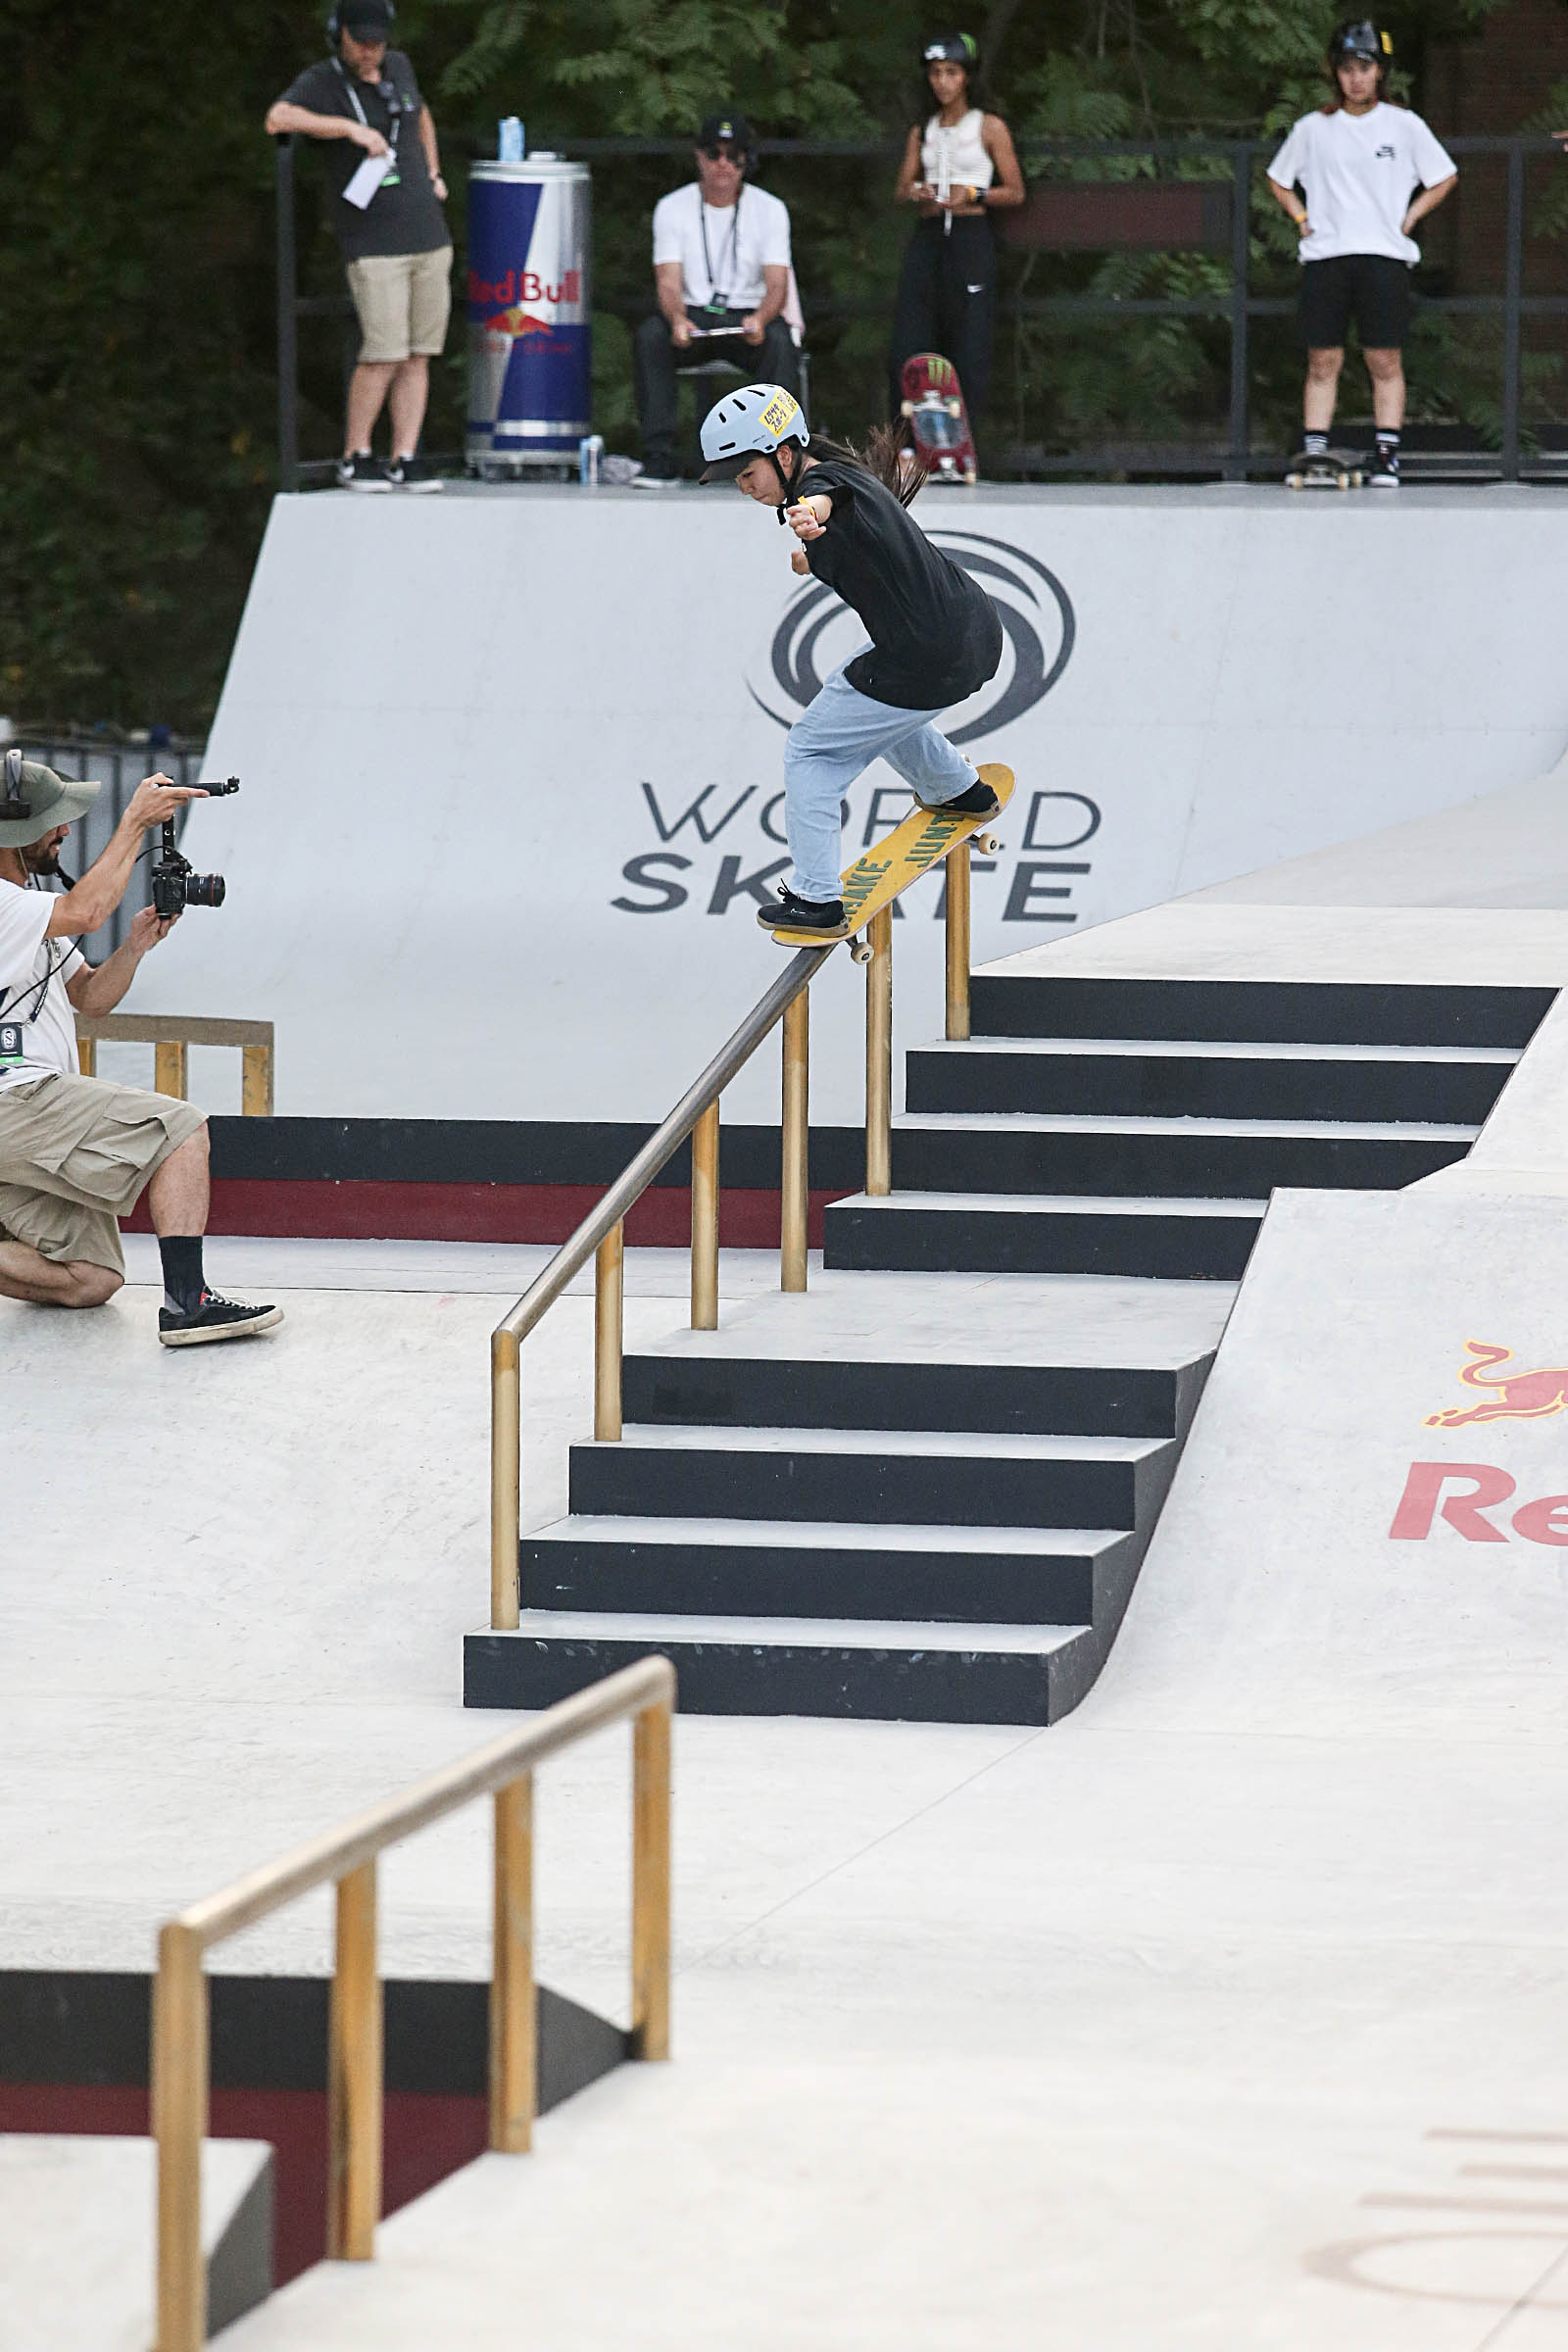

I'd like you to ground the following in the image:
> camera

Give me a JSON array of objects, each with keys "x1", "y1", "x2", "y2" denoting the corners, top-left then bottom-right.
[{"x1": 150, "y1": 774, "x2": 239, "y2": 917}]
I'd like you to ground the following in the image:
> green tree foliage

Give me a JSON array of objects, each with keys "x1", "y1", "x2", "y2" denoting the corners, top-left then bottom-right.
[{"x1": 0, "y1": 0, "x2": 1511, "y2": 726}]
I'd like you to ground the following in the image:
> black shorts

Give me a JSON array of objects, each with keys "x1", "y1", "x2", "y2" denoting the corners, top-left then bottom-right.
[{"x1": 1298, "y1": 254, "x2": 1413, "y2": 351}]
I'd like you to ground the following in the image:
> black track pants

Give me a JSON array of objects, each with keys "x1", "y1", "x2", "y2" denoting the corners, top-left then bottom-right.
[
  {"x1": 888, "y1": 216, "x2": 997, "y2": 421},
  {"x1": 634, "y1": 310, "x2": 800, "y2": 469}
]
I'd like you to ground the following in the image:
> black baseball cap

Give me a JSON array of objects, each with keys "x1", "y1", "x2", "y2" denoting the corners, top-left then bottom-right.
[
  {"x1": 341, "y1": 0, "x2": 395, "y2": 34},
  {"x1": 698, "y1": 111, "x2": 754, "y2": 154}
]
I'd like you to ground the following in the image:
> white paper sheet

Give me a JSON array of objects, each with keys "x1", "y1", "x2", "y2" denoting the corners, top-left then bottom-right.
[{"x1": 343, "y1": 151, "x2": 395, "y2": 210}]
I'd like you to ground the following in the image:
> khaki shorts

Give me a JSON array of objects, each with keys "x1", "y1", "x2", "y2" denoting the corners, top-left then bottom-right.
[
  {"x1": 0, "y1": 1073, "x2": 206, "y2": 1278},
  {"x1": 346, "y1": 246, "x2": 453, "y2": 364}
]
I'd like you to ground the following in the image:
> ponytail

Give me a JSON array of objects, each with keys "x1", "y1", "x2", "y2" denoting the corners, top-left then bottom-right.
[{"x1": 807, "y1": 422, "x2": 927, "y2": 508}]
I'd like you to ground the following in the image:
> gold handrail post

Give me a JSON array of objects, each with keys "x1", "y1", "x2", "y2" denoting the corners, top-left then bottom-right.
[
  {"x1": 595, "y1": 1223, "x2": 624, "y2": 1442},
  {"x1": 781, "y1": 989, "x2": 808, "y2": 1292},
  {"x1": 152, "y1": 1921, "x2": 208, "y2": 2352},
  {"x1": 327, "y1": 1860, "x2": 382, "y2": 2262},
  {"x1": 865, "y1": 906, "x2": 893, "y2": 1198},
  {"x1": 154, "y1": 1040, "x2": 188, "y2": 1101},
  {"x1": 690, "y1": 1101, "x2": 719, "y2": 1332},
  {"x1": 491, "y1": 1328, "x2": 521, "y2": 1631},
  {"x1": 242, "y1": 1040, "x2": 274, "y2": 1116},
  {"x1": 945, "y1": 838, "x2": 971, "y2": 1043},
  {"x1": 490, "y1": 1772, "x2": 536, "y2": 2152},
  {"x1": 631, "y1": 1692, "x2": 673, "y2": 2061}
]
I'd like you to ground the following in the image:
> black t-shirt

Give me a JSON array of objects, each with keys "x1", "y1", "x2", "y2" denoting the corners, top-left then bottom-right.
[
  {"x1": 278, "y1": 52, "x2": 448, "y2": 261},
  {"x1": 797, "y1": 456, "x2": 1003, "y2": 710}
]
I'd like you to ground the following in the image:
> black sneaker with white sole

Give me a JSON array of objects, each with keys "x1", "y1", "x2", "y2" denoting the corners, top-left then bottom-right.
[
  {"x1": 386, "y1": 454, "x2": 444, "y2": 493},
  {"x1": 757, "y1": 884, "x2": 850, "y2": 938},
  {"x1": 931, "y1": 779, "x2": 1001, "y2": 818},
  {"x1": 159, "y1": 1292, "x2": 285, "y2": 1348},
  {"x1": 336, "y1": 452, "x2": 390, "y2": 493}
]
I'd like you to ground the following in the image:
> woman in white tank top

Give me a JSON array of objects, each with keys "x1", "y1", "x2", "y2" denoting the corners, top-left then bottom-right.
[{"x1": 890, "y1": 32, "x2": 1023, "y2": 442}]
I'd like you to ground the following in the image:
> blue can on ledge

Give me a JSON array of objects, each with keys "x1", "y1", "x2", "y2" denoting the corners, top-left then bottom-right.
[{"x1": 466, "y1": 159, "x2": 592, "y2": 475}]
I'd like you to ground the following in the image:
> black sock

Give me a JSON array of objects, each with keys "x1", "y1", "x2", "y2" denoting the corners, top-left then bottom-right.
[
  {"x1": 159, "y1": 1235, "x2": 207, "y2": 1313},
  {"x1": 1303, "y1": 430, "x2": 1328, "y2": 456}
]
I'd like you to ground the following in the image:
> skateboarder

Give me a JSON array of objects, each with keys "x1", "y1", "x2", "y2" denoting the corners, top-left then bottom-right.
[
  {"x1": 1267, "y1": 20, "x2": 1455, "y2": 489},
  {"x1": 699, "y1": 381, "x2": 1003, "y2": 938}
]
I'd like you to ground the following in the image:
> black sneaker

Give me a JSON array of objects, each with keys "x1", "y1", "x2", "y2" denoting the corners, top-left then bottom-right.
[
  {"x1": 159, "y1": 1291, "x2": 285, "y2": 1348},
  {"x1": 757, "y1": 885, "x2": 850, "y2": 938},
  {"x1": 930, "y1": 779, "x2": 1000, "y2": 818},
  {"x1": 336, "y1": 452, "x2": 390, "y2": 494},
  {"x1": 631, "y1": 459, "x2": 681, "y2": 490},
  {"x1": 386, "y1": 454, "x2": 444, "y2": 494},
  {"x1": 1368, "y1": 449, "x2": 1400, "y2": 489}
]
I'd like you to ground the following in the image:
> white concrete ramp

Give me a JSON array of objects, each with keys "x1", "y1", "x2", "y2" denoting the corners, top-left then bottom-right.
[{"x1": 0, "y1": 2134, "x2": 271, "y2": 2350}]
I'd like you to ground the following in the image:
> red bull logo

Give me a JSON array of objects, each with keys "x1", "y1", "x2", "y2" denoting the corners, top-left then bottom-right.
[
  {"x1": 467, "y1": 266, "x2": 582, "y2": 313},
  {"x1": 1423, "y1": 1340, "x2": 1568, "y2": 1429},
  {"x1": 480, "y1": 304, "x2": 557, "y2": 344}
]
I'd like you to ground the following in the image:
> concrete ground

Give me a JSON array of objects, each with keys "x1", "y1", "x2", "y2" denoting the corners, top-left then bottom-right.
[{"x1": 4, "y1": 1230, "x2": 1566, "y2": 2349}]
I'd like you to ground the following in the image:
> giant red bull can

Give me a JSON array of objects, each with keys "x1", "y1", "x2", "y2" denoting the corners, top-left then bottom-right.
[{"x1": 466, "y1": 159, "x2": 591, "y2": 471}]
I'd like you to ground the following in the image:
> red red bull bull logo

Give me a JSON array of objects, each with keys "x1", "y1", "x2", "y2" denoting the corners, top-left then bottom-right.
[
  {"x1": 467, "y1": 266, "x2": 582, "y2": 315},
  {"x1": 1423, "y1": 1340, "x2": 1568, "y2": 1429}
]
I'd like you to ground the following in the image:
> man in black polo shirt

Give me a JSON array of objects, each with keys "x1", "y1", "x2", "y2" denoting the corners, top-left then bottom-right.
[{"x1": 266, "y1": 0, "x2": 451, "y2": 491}]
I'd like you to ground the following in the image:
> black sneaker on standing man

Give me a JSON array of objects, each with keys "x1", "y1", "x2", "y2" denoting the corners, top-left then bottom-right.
[
  {"x1": 266, "y1": 0, "x2": 452, "y2": 492},
  {"x1": 1267, "y1": 21, "x2": 1457, "y2": 488}
]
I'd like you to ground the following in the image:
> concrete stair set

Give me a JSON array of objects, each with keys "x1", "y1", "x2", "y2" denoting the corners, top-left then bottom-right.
[{"x1": 466, "y1": 969, "x2": 1540, "y2": 1725}]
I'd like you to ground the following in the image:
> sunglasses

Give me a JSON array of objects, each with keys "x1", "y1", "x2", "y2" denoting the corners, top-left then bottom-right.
[{"x1": 702, "y1": 143, "x2": 746, "y2": 163}]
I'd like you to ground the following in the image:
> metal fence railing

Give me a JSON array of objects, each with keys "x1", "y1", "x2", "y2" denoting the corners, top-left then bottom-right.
[
  {"x1": 275, "y1": 132, "x2": 1568, "y2": 490},
  {"x1": 8, "y1": 735, "x2": 208, "y2": 957}
]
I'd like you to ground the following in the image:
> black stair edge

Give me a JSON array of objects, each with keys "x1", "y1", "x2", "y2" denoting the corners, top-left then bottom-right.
[
  {"x1": 566, "y1": 1441, "x2": 1162, "y2": 1530},
  {"x1": 520, "y1": 1527, "x2": 1143, "y2": 1627},
  {"x1": 968, "y1": 975, "x2": 1555, "y2": 1049},
  {"x1": 465, "y1": 1627, "x2": 1102, "y2": 1727},
  {"x1": 620, "y1": 1352, "x2": 1200, "y2": 1438},
  {"x1": 888, "y1": 1129, "x2": 1473, "y2": 1199},
  {"x1": 823, "y1": 1203, "x2": 1260, "y2": 1281},
  {"x1": 903, "y1": 1047, "x2": 1512, "y2": 1125}
]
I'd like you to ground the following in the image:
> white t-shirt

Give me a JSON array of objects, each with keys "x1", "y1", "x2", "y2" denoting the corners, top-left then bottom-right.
[
  {"x1": 651, "y1": 182, "x2": 791, "y2": 311},
  {"x1": 0, "y1": 878, "x2": 83, "y2": 1093},
  {"x1": 1267, "y1": 103, "x2": 1456, "y2": 265}
]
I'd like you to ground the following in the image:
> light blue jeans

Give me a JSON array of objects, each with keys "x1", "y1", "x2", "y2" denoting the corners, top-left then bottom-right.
[{"x1": 783, "y1": 661, "x2": 975, "y2": 903}]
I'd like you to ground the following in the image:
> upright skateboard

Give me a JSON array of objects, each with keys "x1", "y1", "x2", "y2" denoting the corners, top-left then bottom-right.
[
  {"x1": 1285, "y1": 446, "x2": 1365, "y2": 490},
  {"x1": 901, "y1": 353, "x2": 978, "y2": 486},
  {"x1": 770, "y1": 763, "x2": 1013, "y2": 961}
]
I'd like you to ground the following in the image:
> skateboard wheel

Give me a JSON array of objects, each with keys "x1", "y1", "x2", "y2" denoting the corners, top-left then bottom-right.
[
  {"x1": 850, "y1": 937, "x2": 873, "y2": 966},
  {"x1": 975, "y1": 834, "x2": 1001, "y2": 856}
]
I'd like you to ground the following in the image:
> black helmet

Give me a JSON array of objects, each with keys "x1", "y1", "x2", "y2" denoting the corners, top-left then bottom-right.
[
  {"x1": 1328, "y1": 19, "x2": 1393, "y2": 64},
  {"x1": 922, "y1": 31, "x2": 979, "y2": 69}
]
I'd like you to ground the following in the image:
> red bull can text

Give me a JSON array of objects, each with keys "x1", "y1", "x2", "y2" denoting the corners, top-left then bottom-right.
[{"x1": 466, "y1": 159, "x2": 592, "y2": 472}]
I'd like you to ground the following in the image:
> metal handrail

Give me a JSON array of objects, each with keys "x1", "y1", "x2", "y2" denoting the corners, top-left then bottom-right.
[
  {"x1": 151, "y1": 1654, "x2": 675, "y2": 2352},
  {"x1": 489, "y1": 942, "x2": 834, "y2": 1626},
  {"x1": 487, "y1": 828, "x2": 987, "y2": 1632}
]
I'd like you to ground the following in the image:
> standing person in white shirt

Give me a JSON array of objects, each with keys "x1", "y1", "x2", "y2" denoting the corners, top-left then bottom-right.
[
  {"x1": 633, "y1": 111, "x2": 799, "y2": 488},
  {"x1": 1267, "y1": 20, "x2": 1456, "y2": 488}
]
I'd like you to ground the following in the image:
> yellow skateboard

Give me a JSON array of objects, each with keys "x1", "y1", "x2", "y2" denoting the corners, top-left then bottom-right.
[{"x1": 771, "y1": 763, "x2": 1013, "y2": 963}]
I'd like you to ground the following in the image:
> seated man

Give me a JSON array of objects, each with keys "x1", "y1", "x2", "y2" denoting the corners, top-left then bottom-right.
[
  {"x1": 634, "y1": 111, "x2": 800, "y2": 487},
  {"x1": 0, "y1": 759, "x2": 281, "y2": 1348}
]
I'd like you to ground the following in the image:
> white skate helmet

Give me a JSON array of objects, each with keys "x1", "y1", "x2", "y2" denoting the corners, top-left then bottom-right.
[{"x1": 699, "y1": 382, "x2": 809, "y2": 483}]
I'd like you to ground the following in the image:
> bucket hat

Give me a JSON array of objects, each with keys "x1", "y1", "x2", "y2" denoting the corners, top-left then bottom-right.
[{"x1": 0, "y1": 757, "x2": 100, "y2": 849}]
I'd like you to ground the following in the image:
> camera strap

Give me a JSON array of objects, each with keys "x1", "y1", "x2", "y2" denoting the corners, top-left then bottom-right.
[{"x1": 334, "y1": 57, "x2": 404, "y2": 181}]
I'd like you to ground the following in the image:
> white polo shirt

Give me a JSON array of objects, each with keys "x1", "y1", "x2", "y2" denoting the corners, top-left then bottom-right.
[
  {"x1": 1268, "y1": 103, "x2": 1456, "y2": 265},
  {"x1": 651, "y1": 181, "x2": 792, "y2": 311},
  {"x1": 0, "y1": 877, "x2": 82, "y2": 1093}
]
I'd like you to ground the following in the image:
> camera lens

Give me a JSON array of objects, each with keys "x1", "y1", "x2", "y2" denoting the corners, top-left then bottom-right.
[{"x1": 183, "y1": 873, "x2": 226, "y2": 907}]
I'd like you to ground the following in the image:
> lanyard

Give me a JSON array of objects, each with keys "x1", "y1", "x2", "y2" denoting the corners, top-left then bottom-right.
[
  {"x1": 334, "y1": 57, "x2": 402, "y2": 153},
  {"x1": 698, "y1": 190, "x2": 743, "y2": 307}
]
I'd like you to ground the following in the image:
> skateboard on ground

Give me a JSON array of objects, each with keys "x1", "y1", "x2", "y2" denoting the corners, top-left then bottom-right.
[
  {"x1": 771, "y1": 763, "x2": 1013, "y2": 962},
  {"x1": 1284, "y1": 446, "x2": 1365, "y2": 490},
  {"x1": 901, "y1": 352, "x2": 978, "y2": 486}
]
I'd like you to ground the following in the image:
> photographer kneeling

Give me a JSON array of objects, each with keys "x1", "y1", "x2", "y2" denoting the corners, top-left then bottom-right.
[{"x1": 0, "y1": 759, "x2": 281, "y2": 1348}]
